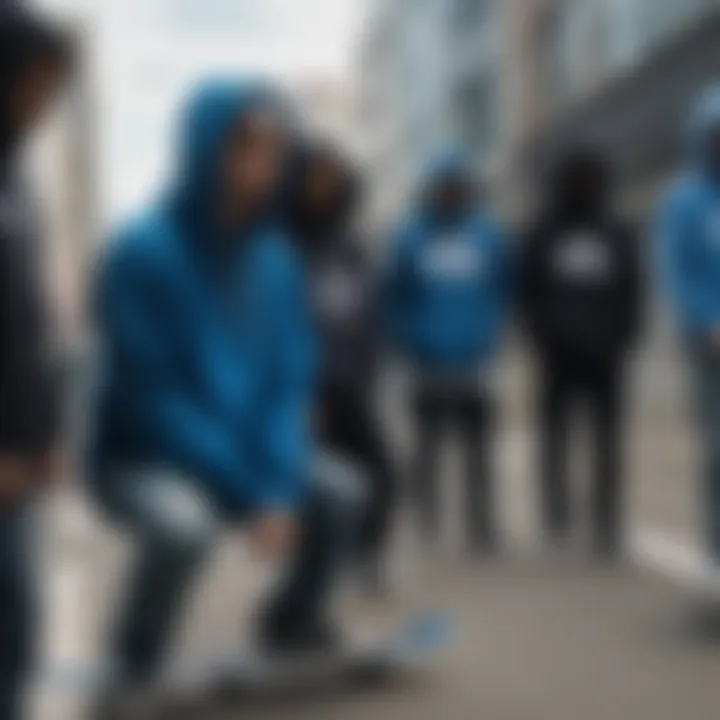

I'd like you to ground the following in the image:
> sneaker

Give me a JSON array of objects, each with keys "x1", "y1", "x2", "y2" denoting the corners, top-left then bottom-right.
[{"x1": 258, "y1": 612, "x2": 341, "y2": 657}]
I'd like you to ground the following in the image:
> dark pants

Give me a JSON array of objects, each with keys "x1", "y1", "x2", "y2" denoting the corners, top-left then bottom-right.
[
  {"x1": 322, "y1": 387, "x2": 395, "y2": 566},
  {"x1": 93, "y1": 462, "x2": 362, "y2": 685},
  {"x1": 689, "y1": 348, "x2": 720, "y2": 562},
  {"x1": 411, "y1": 382, "x2": 495, "y2": 551},
  {"x1": 0, "y1": 504, "x2": 36, "y2": 720},
  {"x1": 538, "y1": 357, "x2": 624, "y2": 554}
]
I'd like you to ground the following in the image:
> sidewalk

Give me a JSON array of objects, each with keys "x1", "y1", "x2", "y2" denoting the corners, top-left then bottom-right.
[{"x1": 35, "y1": 352, "x2": 720, "y2": 719}]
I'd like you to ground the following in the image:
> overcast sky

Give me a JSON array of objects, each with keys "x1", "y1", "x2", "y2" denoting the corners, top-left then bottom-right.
[{"x1": 40, "y1": 0, "x2": 366, "y2": 223}]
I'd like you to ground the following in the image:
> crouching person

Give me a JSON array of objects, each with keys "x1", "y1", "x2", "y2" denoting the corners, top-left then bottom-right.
[{"x1": 88, "y1": 81, "x2": 363, "y2": 706}]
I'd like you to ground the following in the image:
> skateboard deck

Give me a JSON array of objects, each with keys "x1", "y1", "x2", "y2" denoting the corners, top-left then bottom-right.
[
  {"x1": 213, "y1": 611, "x2": 451, "y2": 692},
  {"x1": 45, "y1": 612, "x2": 450, "y2": 715}
]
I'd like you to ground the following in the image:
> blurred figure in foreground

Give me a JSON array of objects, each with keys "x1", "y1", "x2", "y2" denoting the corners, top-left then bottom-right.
[
  {"x1": 521, "y1": 147, "x2": 641, "y2": 559},
  {"x1": 659, "y1": 86, "x2": 720, "y2": 566},
  {"x1": 89, "y1": 81, "x2": 362, "y2": 707},
  {"x1": 0, "y1": 6, "x2": 72, "y2": 719},
  {"x1": 385, "y1": 150, "x2": 512, "y2": 554},
  {"x1": 288, "y1": 142, "x2": 395, "y2": 592}
]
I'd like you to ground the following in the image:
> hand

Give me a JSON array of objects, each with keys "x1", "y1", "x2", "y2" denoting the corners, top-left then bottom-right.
[
  {"x1": 248, "y1": 513, "x2": 299, "y2": 560},
  {"x1": 36, "y1": 443, "x2": 69, "y2": 483},
  {"x1": 0, "y1": 454, "x2": 32, "y2": 505}
]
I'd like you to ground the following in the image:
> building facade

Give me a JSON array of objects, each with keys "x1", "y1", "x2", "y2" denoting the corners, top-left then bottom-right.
[
  {"x1": 358, "y1": 0, "x2": 513, "y2": 227},
  {"x1": 514, "y1": 0, "x2": 720, "y2": 211},
  {"x1": 360, "y1": 0, "x2": 720, "y2": 223}
]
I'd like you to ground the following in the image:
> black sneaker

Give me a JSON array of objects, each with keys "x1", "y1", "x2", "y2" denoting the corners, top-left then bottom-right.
[{"x1": 258, "y1": 612, "x2": 341, "y2": 657}]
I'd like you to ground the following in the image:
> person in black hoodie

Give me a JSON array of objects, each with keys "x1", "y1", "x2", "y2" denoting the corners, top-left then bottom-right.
[
  {"x1": 0, "y1": 4, "x2": 73, "y2": 718},
  {"x1": 520, "y1": 146, "x2": 642, "y2": 558},
  {"x1": 288, "y1": 142, "x2": 395, "y2": 591}
]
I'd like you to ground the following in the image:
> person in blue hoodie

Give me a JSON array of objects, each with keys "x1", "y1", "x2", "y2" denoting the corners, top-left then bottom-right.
[
  {"x1": 659, "y1": 85, "x2": 720, "y2": 565},
  {"x1": 89, "y1": 80, "x2": 362, "y2": 697},
  {"x1": 385, "y1": 151, "x2": 512, "y2": 553}
]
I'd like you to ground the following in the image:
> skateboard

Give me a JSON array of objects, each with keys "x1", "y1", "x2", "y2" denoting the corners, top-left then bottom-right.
[
  {"x1": 46, "y1": 612, "x2": 451, "y2": 716},
  {"x1": 212, "y1": 611, "x2": 451, "y2": 693}
]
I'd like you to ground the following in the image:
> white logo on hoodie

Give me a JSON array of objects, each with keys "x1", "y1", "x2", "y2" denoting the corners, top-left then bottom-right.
[
  {"x1": 422, "y1": 235, "x2": 484, "y2": 279},
  {"x1": 552, "y1": 233, "x2": 613, "y2": 282}
]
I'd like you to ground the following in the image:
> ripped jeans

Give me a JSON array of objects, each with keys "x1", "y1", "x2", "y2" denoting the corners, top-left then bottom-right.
[{"x1": 92, "y1": 453, "x2": 364, "y2": 684}]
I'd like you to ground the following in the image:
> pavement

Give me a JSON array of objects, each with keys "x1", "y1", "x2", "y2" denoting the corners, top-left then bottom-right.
[{"x1": 32, "y1": 349, "x2": 720, "y2": 719}]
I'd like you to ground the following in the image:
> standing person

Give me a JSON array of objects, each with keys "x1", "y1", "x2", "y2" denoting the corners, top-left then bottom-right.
[
  {"x1": 660, "y1": 86, "x2": 720, "y2": 566},
  {"x1": 0, "y1": 6, "x2": 73, "y2": 719},
  {"x1": 287, "y1": 142, "x2": 395, "y2": 592},
  {"x1": 520, "y1": 146, "x2": 641, "y2": 559},
  {"x1": 385, "y1": 150, "x2": 512, "y2": 554},
  {"x1": 90, "y1": 81, "x2": 362, "y2": 706}
]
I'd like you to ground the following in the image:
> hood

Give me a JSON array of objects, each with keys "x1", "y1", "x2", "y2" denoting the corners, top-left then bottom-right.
[
  {"x1": 422, "y1": 146, "x2": 474, "y2": 196},
  {"x1": 286, "y1": 140, "x2": 359, "y2": 251},
  {"x1": 0, "y1": 4, "x2": 73, "y2": 167},
  {"x1": 543, "y1": 144, "x2": 611, "y2": 225},
  {"x1": 687, "y1": 85, "x2": 720, "y2": 176},
  {"x1": 171, "y1": 79, "x2": 284, "y2": 231},
  {"x1": 417, "y1": 146, "x2": 476, "y2": 226}
]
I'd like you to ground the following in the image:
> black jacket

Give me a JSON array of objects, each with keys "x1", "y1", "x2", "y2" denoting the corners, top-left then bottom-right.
[
  {"x1": 0, "y1": 170, "x2": 59, "y2": 451},
  {"x1": 306, "y1": 238, "x2": 380, "y2": 398},
  {"x1": 0, "y1": 5, "x2": 69, "y2": 452},
  {"x1": 288, "y1": 143, "x2": 380, "y2": 401},
  {"x1": 520, "y1": 150, "x2": 642, "y2": 363}
]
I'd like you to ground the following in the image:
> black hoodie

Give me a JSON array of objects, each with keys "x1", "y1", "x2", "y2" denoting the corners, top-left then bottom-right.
[
  {"x1": 520, "y1": 148, "x2": 642, "y2": 363},
  {"x1": 288, "y1": 144, "x2": 380, "y2": 399},
  {"x1": 0, "y1": 4, "x2": 71, "y2": 453}
]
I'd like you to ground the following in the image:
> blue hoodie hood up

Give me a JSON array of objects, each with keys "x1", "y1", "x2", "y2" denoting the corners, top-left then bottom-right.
[
  {"x1": 659, "y1": 85, "x2": 720, "y2": 336},
  {"x1": 385, "y1": 150, "x2": 513, "y2": 369},
  {"x1": 91, "y1": 80, "x2": 315, "y2": 512}
]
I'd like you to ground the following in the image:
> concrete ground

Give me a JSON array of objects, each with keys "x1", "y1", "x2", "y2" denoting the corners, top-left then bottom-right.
[{"x1": 35, "y1": 351, "x2": 720, "y2": 719}]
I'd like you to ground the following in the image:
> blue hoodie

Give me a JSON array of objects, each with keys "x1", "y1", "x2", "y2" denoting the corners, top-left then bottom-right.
[
  {"x1": 385, "y1": 153, "x2": 513, "y2": 369},
  {"x1": 91, "y1": 81, "x2": 314, "y2": 513},
  {"x1": 659, "y1": 85, "x2": 720, "y2": 337}
]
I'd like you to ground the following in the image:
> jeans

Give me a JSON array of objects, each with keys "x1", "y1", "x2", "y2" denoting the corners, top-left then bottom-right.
[
  {"x1": 321, "y1": 386, "x2": 395, "y2": 566},
  {"x1": 0, "y1": 503, "x2": 36, "y2": 720},
  {"x1": 538, "y1": 357, "x2": 624, "y2": 554},
  {"x1": 690, "y1": 349, "x2": 720, "y2": 562},
  {"x1": 93, "y1": 456, "x2": 363, "y2": 684},
  {"x1": 410, "y1": 373, "x2": 496, "y2": 551}
]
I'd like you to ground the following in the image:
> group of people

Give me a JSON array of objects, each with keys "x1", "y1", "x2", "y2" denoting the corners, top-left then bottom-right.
[
  {"x1": 5, "y1": 3, "x2": 720, "y2": 719},
  {"x1": 387, "y1": 144, "x2": 642, "y2": 560}
]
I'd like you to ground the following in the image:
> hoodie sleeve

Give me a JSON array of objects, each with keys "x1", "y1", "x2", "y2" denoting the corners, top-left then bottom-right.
[
  {"x1": 658, "y1": 186, "x2": 715, "y2": 335},
  {"x1": 252, "y1": 242, "x2": 315, "y2": 511},
  {"x1": 96, "y1": 229, "x2": 251, "y2": 502}
]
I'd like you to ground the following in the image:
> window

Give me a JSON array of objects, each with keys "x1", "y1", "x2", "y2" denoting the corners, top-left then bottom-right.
[
  {"x1": 455, "y1": 73, "x2": 498, "y2": 163},
  {"x1": 635, "y1": 0, "x2": 720, "y2": 52},
  {"x1": 453, "y1": 0, "x2": 494, "y2": 34},
  {"x1": 540, "y1": 0, "x2": 619, "y2": 108},
  {"x1": 588, "y1": 2, "x2": 614, "y2": 77},
  {"x1": 539, "y1": 1, "x2": 573, "y2": 109}
]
